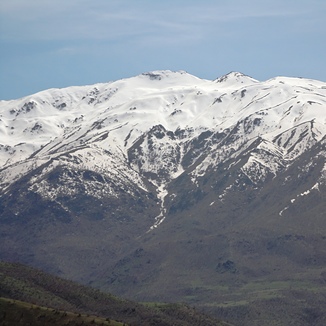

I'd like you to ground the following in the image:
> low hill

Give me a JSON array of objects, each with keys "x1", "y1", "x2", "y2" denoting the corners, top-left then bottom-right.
[
  {"x1": 0, "y1": 261, "x2": 228, "y2": 326},
  {"x1": 0, "y1": 297, "x2": 124, "y2": 326}
]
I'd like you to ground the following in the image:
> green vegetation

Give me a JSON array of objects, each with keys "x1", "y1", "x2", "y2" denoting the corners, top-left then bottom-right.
[
  {"x1": 0, "y1": 261, "x2": 228, "y2": 326},
  {"x1": 0, "y1": 297, "x2": 123, "y2": 326}
]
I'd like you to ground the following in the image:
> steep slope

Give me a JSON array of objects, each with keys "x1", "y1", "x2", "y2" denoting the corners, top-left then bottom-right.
[{"x1": 0, "y1": 70, "x2": 326, "y2": 325}]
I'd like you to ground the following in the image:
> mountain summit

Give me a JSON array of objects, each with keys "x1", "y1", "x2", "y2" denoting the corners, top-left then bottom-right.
[{"x1": 1, "y1": 71, "x2": 326, "y2": 325}]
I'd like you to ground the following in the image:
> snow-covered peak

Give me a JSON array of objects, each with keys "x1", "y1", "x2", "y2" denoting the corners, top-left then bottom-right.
[
  {"x1": 128, "y1": 70, "x2": 208, "y2": 89},
  {"x1": 214, "y1": 71, "x2": 259, "y2": 87},
  {"x1": 0, "y1": 70, "x2": 325, "y2": 236},
  {"x1": 141, "y1": 70, "x2": 189, "y2": 80},
  {"x1": 0, "y1": 71, "x2": 325, "y2": 172}
]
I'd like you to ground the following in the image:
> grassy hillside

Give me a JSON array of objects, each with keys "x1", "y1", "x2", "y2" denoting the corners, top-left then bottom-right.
[
  {"x1": 0, "y1": 261, "x2": 228, "y2": 326},
  {"x1": 0, "y1": 297, "x2": 123, "y2": 326}
]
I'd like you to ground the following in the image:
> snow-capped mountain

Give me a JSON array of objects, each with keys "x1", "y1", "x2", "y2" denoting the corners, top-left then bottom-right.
[
  {"x1": 0, "y1": 70, "x2": 325, "y2": 226},
  {"x1": 0, "y1": 71, "x2": 326, "y2": 324}
]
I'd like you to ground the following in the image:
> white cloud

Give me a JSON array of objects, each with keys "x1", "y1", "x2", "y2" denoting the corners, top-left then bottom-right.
[
  {"x1": 0, "y1": 0, "x2": 311, "y2": 41},
  {"x1": 1, "y1": 0, "x2": 324, "y2": 50}
]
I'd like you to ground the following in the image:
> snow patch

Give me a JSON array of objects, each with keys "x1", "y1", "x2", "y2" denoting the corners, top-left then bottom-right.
[
  {"x1": 279, "y1": 206, "x2": 289, "y2": 216},
  {"x1": 148, "y1": 184, "x2": 168, "y2": 231}
]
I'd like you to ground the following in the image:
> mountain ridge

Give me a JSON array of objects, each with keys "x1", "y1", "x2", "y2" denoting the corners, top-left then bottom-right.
[
  {"x1": 1, "y1": 71, "x2": 325, "y2": 197},
  {"x1": 0, "y1": 70, "x2": 326, "y2": 325}
]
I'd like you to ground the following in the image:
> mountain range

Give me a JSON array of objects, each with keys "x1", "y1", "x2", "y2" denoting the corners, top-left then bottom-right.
[{"x1": 1, "y1": 70, "x2": 326, "y2": 325}]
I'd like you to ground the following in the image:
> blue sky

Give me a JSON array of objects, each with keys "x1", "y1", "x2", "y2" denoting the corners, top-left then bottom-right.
[{"x1": 1, "y1": 0, "x2": 325, "y2": 100}]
